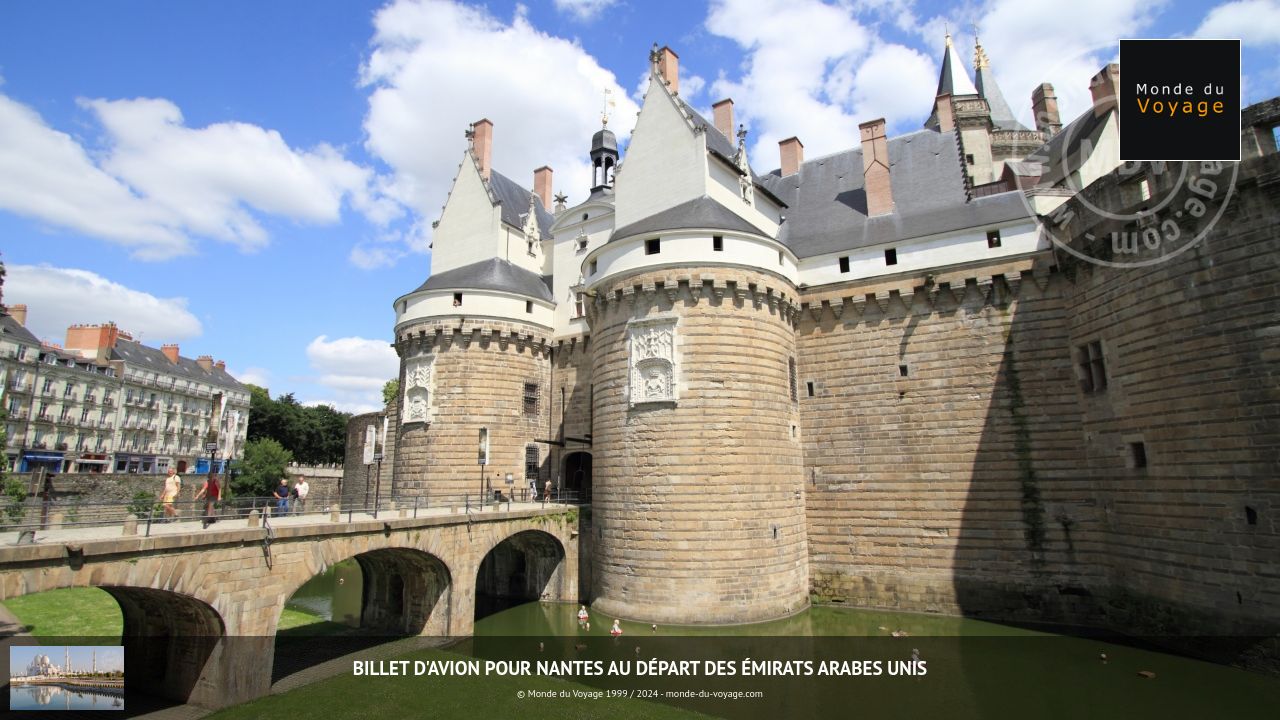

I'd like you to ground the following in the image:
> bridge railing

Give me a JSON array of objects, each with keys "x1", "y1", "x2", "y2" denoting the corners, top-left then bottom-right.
[{"x1": 0, "y1": 488, "x2": 586, "y2": 540}]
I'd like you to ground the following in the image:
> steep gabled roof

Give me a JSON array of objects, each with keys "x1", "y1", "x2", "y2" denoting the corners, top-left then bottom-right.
[
  {"x1": 757, "y1": 129, "x2": 1029, "y2": 258},
  {"x1": 413, "y1": 257, "x2": 554, "y2": 303},
  {"x1": 0, "y1": 313, "x2": 39, "y2": 346},
  {"x1": 976, "y1": 65, "x2": 1029, "y2": 132},
  {"x1": 489, "y1": 170, "x2": 556, "y2": 239},
  {"x1": 610, "y1": 196, "x2": 772, "y2": 241},
  {"x1": 671, "y1": 95, "x2": 787, "y2": 208},
  {"x1": 111, "y1": 339, "x2": 245, "y2": 390},
  {"x1": 925, "y1": 36, "x2": 979, "y2": 129}
]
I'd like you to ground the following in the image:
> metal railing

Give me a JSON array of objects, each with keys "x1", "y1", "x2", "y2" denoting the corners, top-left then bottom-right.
[{"x1": 0, "y1": 488, "x2": 585, "y2": 539}]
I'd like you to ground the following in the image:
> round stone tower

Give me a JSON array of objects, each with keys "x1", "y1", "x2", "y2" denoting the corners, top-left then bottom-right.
[
  {"x1": 584, "y1": 221, "x2": 809, "y2": 624},
  {"x1": 391, "y1": 261, "x2": 553, "y2": 503}
]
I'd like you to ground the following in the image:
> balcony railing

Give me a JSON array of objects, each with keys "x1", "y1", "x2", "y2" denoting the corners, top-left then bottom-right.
[{"x1": 7, "y1": 380, "x2": 31, "y2": 393}]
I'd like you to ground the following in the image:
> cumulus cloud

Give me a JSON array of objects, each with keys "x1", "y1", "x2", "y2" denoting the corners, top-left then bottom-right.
[
  {"x1": 360, "y1": 0, "x2": 639, "y2": 246},
  {"x1": 4, "y1": 264, "x2": 203, "y2": 344},
  {"x1": 229, "y1": 366, "x2": 271, "y2": 388},
  {"x1": 704, "y1": 0, "x2": 935, "y2": 161},
  {"x1": 0, "y1": 91, "x2": 393, "y2": 260},
  {"x1": 1195, "y1": 0, "x2": 1280, "y2": 45},
  {"x1": 303, "y1": 335, "x2": 400, "y2": 412},
  {"x1": 973, "y1": 0, "x2": 1164, "y2": 129},
  {"x1": 553, "y1": 0, "x2": 618, "y2": 22}
]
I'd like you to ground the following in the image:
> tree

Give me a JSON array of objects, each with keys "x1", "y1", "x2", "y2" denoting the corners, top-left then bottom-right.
[
  {"x1": 245, "y1": 385, "x2": 352, "y2": 464},
  {"x1": 382, "y1": 379, "x2": 399, "y2": 407},
  {"x1": 232, "y1": 438, "x2": 292, "y2": 497}
]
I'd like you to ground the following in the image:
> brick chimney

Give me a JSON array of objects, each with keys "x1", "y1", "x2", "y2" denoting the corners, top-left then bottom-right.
[
  {"x1": 779, "y1": 137, "x2": 804, "y2": 176},
  {"x1": 472, "y1": 118, "x2": 493, "y2": 180},
  {"x1": 196, "y1": 355, "x2": 214, "y2": 372},
  {"x1": 8, "y1": 304, "x2": 26, "y2": 327},
  {"x1": 533, "y1": 166, "x2": 553, "y2": 210},
  {"x1": 712, "y1": 99, "x2": 734, "y2": 139},
  {"x1": 65, "y1": 323, "x2": 120, "y2": 361},
  {"x1": 1090, "y1": 63, "x2": 1120, "y2": 118},
  {"x1": 161, "y1": 344, "x2": 180, "y2": 364},
  {"x1": 1032, "y1": 83, "x2": 1062, "y2": 138},
  {"x1": 933, "y1": 93, "x2": 955, "y2": 132},
  {"x1": 214, "y1": 360, "x2": 226, "y2": 372},
  {"x1": 859, "y1": 118, "x2": 894, "y2": 217},
  {"x1": 657, "y1": 45, "x2": 679, "y2": 95}
]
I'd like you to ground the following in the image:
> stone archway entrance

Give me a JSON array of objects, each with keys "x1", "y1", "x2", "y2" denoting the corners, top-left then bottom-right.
[
  {"x1": 474, "y1": 530, "x2": 566, "y2": 622},
  {"x1": 563, "y1": 452, "x2": 592, "y2": 502}
]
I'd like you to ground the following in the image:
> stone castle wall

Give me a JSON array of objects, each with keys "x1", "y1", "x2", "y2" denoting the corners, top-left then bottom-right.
[
  {"x1": 393, "y1": 318, "x2": 552, "y2": 502},
  {"x1": 549, "y1": 335, "x2": 593, "y2": 495},
  {"x1": 586, "y1": 267, "x2": 809, "y2": 624}
]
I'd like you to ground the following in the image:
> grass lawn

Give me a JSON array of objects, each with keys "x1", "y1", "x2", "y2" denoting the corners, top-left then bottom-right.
[
  {"x1": 2, "y1": 587, "x2": 122, "y2": 641},
  {"x1": 205, "y1": 646, "x2": 708, "y2": 720}
]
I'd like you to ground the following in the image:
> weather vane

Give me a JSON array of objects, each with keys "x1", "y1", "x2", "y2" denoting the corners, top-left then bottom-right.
[{"x1": 601, "y1": 87, "x2": 616, "y2": 126}]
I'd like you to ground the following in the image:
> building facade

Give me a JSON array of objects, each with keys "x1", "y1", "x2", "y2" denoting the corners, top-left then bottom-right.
[
  {"x1": 1, "y1": 308, "x2": 250, "y2": 475},
  {"x1": 367, "y1": 36, "x2": 1279, "y2": 642}
]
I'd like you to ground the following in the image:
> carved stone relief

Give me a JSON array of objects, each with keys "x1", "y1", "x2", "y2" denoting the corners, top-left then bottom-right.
[
  {"x1": 627, "y1": 316, "x2": 678, "y2": 407},
  {"x1": 402, "y1": 356, "x2": 433, "y2": 424}
]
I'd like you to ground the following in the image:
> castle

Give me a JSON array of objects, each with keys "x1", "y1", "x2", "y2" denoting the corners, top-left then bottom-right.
[{"x1": 354, "y1": 35, "x2": 1279, "y2": 650}]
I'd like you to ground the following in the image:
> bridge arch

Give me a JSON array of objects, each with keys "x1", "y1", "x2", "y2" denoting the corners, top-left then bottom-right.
[
  {"x1": 100, "y1": 587, "x2": 225, "y2": 705},
  {"x1": 475, "y1": 529, "x2": 569, "y2": 621}
]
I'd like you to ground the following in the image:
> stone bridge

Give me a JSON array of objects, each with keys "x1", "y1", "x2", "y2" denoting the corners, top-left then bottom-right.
[{"x1": 0, "y1": 506, "x2": 581, "y2": 710}]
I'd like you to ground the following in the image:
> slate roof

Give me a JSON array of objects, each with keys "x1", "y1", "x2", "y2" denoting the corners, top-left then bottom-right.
[
  {"x1": 1025, "y1": 106, "x2": 1113, "y2": 186},
  {"x1": 757, "y1": 128, "x2": 1030, "y2": 258},
  {"x1": 672, "y1": 96, "x2": 787, "y2": 208},
  {"x1": 925, "y1": 41, "x2": 979, "y2": 129},
  {"x1": 413, "y1": 257, "x2": 554, "y2": 303},
  {"x1": 489, "y1": 170, "x2": 556, "y2": 239},
  {"x1": 111, "y1": 339, "x2": 246, "y2": 390},
  {"x1": 976, "y1": 66, "x2": 1030, "y2": 132},
  {"x1": 611, "y1": 196, "x2": 772, "y2": 241},
  {"x1": 0, "y1": 313, "x2": 40, "y2": 346}
]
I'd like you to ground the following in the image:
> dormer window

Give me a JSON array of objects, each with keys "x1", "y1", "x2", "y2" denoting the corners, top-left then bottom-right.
[{"x1": 646, "y1": 238, "x2": 661, "y2": 255}]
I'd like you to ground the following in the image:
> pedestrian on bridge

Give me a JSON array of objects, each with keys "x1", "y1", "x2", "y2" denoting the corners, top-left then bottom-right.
[
  {"x1": 292, "y1": 476, "x2": 309, "y2": 515},
  {"x1": 273, "y1": 478, "x2": 289, "y2": 516},
  {"x1": 160, "y1": 468, "x2": 182, "y2": 522},
  {"x1": 195, "y1": 474, "x2": 220, "y2": 529}
]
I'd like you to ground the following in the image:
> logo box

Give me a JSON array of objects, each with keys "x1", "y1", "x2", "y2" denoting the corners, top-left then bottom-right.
[{"x1": 1120, "y1": 39, "x2": 1241, "y2": 161}]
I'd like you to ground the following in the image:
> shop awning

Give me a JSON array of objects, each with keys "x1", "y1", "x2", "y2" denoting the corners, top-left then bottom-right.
[
  {"x1": 22, "y1": 453, "x2": 66, "y2": 461},
  {"x1": 75, "y1": 459, "x2": 109, "y2": 465}
]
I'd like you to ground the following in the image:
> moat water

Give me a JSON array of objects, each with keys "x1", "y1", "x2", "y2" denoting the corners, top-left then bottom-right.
[{"x1": 284, "y1": 563, "x2": 1280, "y2": 718}]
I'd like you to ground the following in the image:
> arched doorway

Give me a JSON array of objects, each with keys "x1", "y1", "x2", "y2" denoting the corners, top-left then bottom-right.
[
  {"x1": 563, "y1": 452, "x2": 592, "y2": 502},
  {"x1": 474, "y1": 530, "x2": 566, "y2": 622}
]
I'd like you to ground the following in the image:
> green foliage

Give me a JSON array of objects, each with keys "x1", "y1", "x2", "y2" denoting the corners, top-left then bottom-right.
[
  {"x1": 232, "y1": 437, "x2": 293, "y2": 497},
  {"x1": 127, "y1": 491, "x2": 157, "y2": 518},
  {"x1": 1, "y1": 587, "x2": 122, "y2": 641},
  {"x1": 382, "y1": 379, "x2": 399, "y2": 406},
  {"x1": 3, "y1": 476, "x2": 27, "y2": 526},
  {"x1": 245, "y1": 384, "x2": 351, "y2": 464}
]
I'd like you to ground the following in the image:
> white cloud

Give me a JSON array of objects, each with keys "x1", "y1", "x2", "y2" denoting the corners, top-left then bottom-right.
[
  {"x1": 553, "y1": 0, "x2": 617, "y2": 22},
  {"x1": 975, "y1": 0, "x2": 1164, "y2": 129},
  {"x1": 303, "y1": 335, "x2": 399, "y2": 412},
  {"x1": 5, "y1": 264, "x2": 203, "y2": 344},
  {"x1": 0, "y1": 91, "x2": 393, "y2": 260},
  {"x1": 360, "y1": 0, "x2": 640, "y2": 251},
  {"x1": 229, "y1": 366, "x2": 271, "y2": 388},
  {"x1": 1195, "y1": 0, "x2": 1280, "y2": 44},
  {"x1": 705, "y1": 0, "x2": 939, "y2": 162}
]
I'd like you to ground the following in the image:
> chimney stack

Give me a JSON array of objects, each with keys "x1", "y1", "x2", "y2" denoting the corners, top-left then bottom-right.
[
  {"x1": 8, "y1": 304, "x2": 26, "y2": 327},
  {"x1": 712, "y1": 99, "x2": 734, "y2": 139},
  {"x1": 214, "y1": 360, "x2": 226, "y2": 372},
  {"x1": 779, "y1": 137, "x2": 804, "y2": 176},
  {"x1": 471, "y1": 118, "x2": 493, "y2": 180},
  {"x1": 1089, "y1": 63, "x2": 1120, "y2": 119},
  {"x1": 196, "y1": 355, "x2": 214, "y2": 372},
  {"x1": 933, "y1": 93, "x2": 955, "y2": 132},
  {"x1": 161, "y1": 344, "x2": 180, "y2": 364},
  {"x1": 533, "y1": 166, "x2": 553, "y2": 210},
  {"x1": 657, "y1": 45, "x2": 679, "y2": 95},
  {"x1": 64, "y1": 322, "x2": 120, "y2": 361},
  {"x1": 859, "y1": 118, "x2": 895, "y2": 217},
  {"x1": 1032, "y1": 83, "x2": 1062, "y2": 138}
]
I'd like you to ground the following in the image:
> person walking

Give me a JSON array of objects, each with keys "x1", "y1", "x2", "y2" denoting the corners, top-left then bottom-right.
[
  {"x1": 195, "y1": 474, "x2": 220, "y2": 529},
  {"x1": 293, "y1": 475, "x2": 310, "y2": 514},
  {"x1": 273, "y1": 478, "x2": 290, "y2": 516},
  {"x1": 543, "y1": 479, "x2": 552, "y2": 503},
  {"x1": 160, "y1": 467, "x2": 182, "y2": 521}
]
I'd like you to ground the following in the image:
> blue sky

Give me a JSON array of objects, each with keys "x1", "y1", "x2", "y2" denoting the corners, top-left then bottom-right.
[
  {"x1": 11, "y1": 646, "x2": 124, "y2": 674},
  {"x1": 2, "y1": 0, "x2": 1276, "y2": 413}
]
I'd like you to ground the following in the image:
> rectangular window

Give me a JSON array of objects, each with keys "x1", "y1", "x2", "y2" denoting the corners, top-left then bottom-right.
[
  {"x1": 453, "y1": 292, "x2": 463, "y2": 306},
  {"x1": 965, "y1": 153, "x2": 975, "y2": 164},
  {"x1": 806, "y1": 381, "x2": 814, "y2": 398},
  {"x1": 788, "y1": 358, "x2": 798, "y2": 403},
  {"x1": 899, "y1": 364, "x2": 909, "y2": 377},
  {"x1": 987, "y1": 229, "x2": 1002, "y2": 248},
  {"x1": 645, "y1": 238, "x2": 660, "y2": 255},
  {"x1": 525, "y1": 300, "x2": 533, "y2": 314},
  {"x1": 523, "y1": 382, "x2": 539, "y2": 416},
  {"x1": 575, "y1": 293, "x2": 585, "y2": 318},
  {"x1": 525, "y1": 445, "x2": 540, "y2": 481},
  {"x1": 713, "y1": 236, "x2": 724, "y2": 251},
  {"x1": 1076, "y1": 341, "x2": 1107, "y2": 393},
  {"x1": 590, "y1": 259, "x2": 598, "y2": 275},
  {"x1": 838, "y1": 256, "x2": 850, "y2": 273},
  {"x1": 884, "y1": 248, "x2": 898, "y2": 265},
  {"x1": 1129, "y1": 441, "x2": 1147, "y2": 469}
]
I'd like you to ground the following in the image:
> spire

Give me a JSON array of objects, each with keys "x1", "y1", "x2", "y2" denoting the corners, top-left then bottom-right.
[
  {"x1": 972, "y1": 35, "x2": 1029, "y2": 132},
  {"x1": 925, "y1": 28, "x2": 978, "y2": 129}
]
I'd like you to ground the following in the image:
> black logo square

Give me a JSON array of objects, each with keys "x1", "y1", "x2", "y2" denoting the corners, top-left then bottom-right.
[{"x1": 1120, "y1": 39, "x2": 1240, "y2": 161}]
